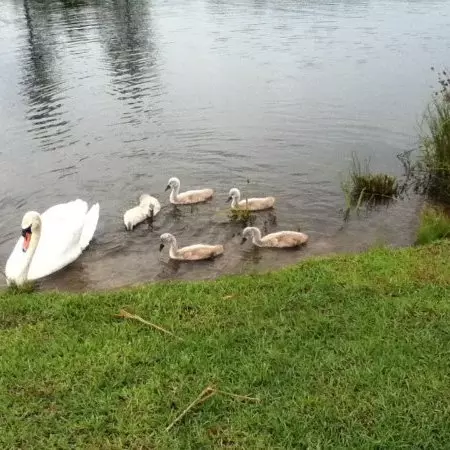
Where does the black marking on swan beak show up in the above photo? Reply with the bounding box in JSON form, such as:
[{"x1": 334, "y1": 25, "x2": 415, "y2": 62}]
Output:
[
  {"x1": 226, "y1": 196, "x2": 232, "y2": 203},
  {"x1": 240, "y1": 237, "x2": 247, "y2": 245},
  {"x1": 21, "y1": 226, "x2": 32, "y2": 237},
  {"x1": 159, "y1": 243, "x2": 165, "y2": 251},
  {"x1": 165, "y1": 185, "x2": 171, "y2": 191},
  {"x1": 21, "y1": 226, "x2": 32, "y2": 253}
]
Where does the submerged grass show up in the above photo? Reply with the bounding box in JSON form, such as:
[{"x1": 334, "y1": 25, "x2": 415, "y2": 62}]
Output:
[
  {"x1": 347, "y1": 153, "x2": 399, "y2": 204},
  {"x1": 416, "y1": 204, "x2": 450, "y2": 245},
  {"x1": 1, "y1": 243, "x2": 450, "y2": 448},
  {"x1": 228, "y1": 207, "x2": 255, "y2": 226},
  {"x1": 341, "y1": 153, "x2": 399, "y2": 219}
]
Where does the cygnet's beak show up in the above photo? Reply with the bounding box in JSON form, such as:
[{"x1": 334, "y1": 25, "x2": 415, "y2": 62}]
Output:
[
  {"x1": 240, "y1": 237, "x2": 247, "y2": 245},
  {"x1": 159, "y1": 243, "x2": 165, "y2": 251},
  {"x1": 226, "y1": 196, "x2": 232, "y2": 203},
  {"x1": 165, "y1": 185, "x2": 171, "y2": 192}
]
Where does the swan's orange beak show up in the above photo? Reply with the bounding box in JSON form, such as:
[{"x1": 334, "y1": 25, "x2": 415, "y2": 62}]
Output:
[{"x1": 21, "y1": 228, "x2": 32, "y2": 252}]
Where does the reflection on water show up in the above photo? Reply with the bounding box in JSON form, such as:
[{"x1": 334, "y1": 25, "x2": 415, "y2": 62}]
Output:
[
  {"x1": 98, "y1": 0, "x2": 160, "y2": 125},
  {"x1": 0, "y1": 0, "x2": 448, "y2": 291},
  {"x1": 21, "y1": 0, "x2": 72, "y2": 152}
]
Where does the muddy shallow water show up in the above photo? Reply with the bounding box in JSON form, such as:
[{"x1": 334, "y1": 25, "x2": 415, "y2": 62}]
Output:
[{"x1": 0, "y1": 0, "x2": 447, "y2": 291}]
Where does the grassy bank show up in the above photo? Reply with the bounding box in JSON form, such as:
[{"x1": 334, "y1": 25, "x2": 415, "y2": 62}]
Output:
[
  {"x1": 1, "y1": 243, "x2": 450, "y2": 448},
  {"x1": 416, "y1": 205, "x2": 450, "y2": 245}
]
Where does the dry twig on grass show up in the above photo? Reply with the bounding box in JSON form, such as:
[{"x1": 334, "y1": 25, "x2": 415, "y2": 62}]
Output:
[
  {"x1": 166, "y1": 385, "x2": 260, "y2": 432},
  {"x1": 166, "y1": 386, "x2": 217, "y2": 432},
  {"x1": 215, "y1": 389, "x2": 260, "y2": 402},
  {"x1": 115, "y1": 309, "x2": 182, "y2": 340}
]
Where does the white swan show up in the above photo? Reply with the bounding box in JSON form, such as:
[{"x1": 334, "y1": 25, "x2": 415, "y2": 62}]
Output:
[
  {"x1": 227, "y1": 188, "x2": 275, "y2": 211},
  {"x1": 159, "y1": 233, "x2": 224, "y2": 261},
  {"x1": 5, "y1": 199, "x2": 100, "y2": 285},
  {"x1": 165, "y1": 177, "x2": 214, "y2": 205},
  {"x1": 123, "y1": 194, "x2": 161, "y2": 231},
  {"x1": 241, "y1": 226, "x2": 308, "y2": 248}
]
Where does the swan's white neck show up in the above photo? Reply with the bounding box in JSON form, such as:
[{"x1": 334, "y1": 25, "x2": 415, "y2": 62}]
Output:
[
  {"x1": 170, "y1": 184, "x2": 180, "y2": 203},
  {"x1": 17, "y1": 220, "x2": 41, "y2": 284}
]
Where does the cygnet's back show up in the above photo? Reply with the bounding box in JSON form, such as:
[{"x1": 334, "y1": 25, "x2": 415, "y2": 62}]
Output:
[{"x1": 123, "y1": 194, "x2": 161, "y2": 231}]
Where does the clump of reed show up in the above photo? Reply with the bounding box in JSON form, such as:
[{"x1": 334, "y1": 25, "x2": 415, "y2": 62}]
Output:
[
  {"x1": 342, "y1": 152, "x2": 399, "y2": 219},
  {"x1": 417, "y1": 68, "x2": 450, "y2": 205}
]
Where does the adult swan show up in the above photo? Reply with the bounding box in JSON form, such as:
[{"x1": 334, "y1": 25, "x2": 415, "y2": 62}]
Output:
[{"x1": 5, "y1": 199, "x2": 100, "y2": 286}]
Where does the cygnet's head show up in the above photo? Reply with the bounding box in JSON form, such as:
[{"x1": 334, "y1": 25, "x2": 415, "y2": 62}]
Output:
[
  {"x1": 165, "y1": 177, "x2": 180, "y2": 191},
  {"x1": 21, "y1": 211, "x2": 41, "y2": 252},
  {"x1": 159, "y1": 232, "x2": 175, "y2": 251},
  {"x1": 241, "y1": 226, "x2": 258, "y2": 244},
  {"x1": 226, "y1": 187, "x2": 240, "y2": 203}
]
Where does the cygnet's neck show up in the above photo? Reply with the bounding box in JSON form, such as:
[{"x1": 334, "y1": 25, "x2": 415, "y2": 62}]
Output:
[
  {"x1": 170, "y1": 184, "x2": 180, "y2": 202},
  {"x1": 231, "y1": 190, "x2": 241, "y2": 208},
  {"x1": 250, "y1": 228, "x2": 263, "y2": 246},
  {"x1": 168, "y1": 236, "x2": 179, "y2": 258}
]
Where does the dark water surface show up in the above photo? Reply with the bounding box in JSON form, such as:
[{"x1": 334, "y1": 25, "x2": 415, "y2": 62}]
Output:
[{"x1": 0, "y1": 0, "x2": 449, "y2": 290}]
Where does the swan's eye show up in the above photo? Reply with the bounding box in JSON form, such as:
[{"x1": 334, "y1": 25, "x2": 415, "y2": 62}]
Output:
[{"x1": 21, "y1": 226, "x2": 32, "y2": 237}]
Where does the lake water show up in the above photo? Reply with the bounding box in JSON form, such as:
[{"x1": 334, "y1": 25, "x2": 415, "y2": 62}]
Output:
[{"x1": 0, "y1": 0, "x2": 449, "y2": 291}]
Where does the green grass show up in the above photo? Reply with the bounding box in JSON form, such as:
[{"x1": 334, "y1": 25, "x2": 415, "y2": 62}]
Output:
[
  {"x1": 1, "y1": 243, "x2": 450, "y2": 448},
  {"x1": 416, "y1": 205, "x2": 450, "y2": 245}
]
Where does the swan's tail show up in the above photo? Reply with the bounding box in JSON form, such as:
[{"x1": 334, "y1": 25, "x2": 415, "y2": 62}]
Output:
[{"x1": 80, "y1": 203, "x2": 100, "y2": 250}]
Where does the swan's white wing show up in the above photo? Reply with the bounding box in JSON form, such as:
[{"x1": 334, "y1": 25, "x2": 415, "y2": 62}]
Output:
[
  {"x1": 80, "y1": 203, "x2": 99, "y2": 249},
  {"x1": 27, "y1": 200, "x2": 96, "y2": 280},
  {"x1": 42, "y1": 199, "x2": 88, "y2": 224}
]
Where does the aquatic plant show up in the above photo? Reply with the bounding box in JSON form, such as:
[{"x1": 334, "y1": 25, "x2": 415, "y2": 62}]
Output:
[
  {"x1": 228, "y1": 178, "x2": 256, "y2": 226},
  {"x1": 228, "y1": 207, "x2": 256, "y2": 226},
  {"x1": 341, "y1": 152, "x2": 399, "y2": 219},
  {"x1": 416, "y1": 204, "x2": 450, "y2": 245},
  {"x1": 418, "y1": 68, "x2": 450, "y2": 204}
]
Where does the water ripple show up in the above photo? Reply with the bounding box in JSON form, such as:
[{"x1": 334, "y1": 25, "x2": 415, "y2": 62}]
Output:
[{"x1": 0, "y1": 0, "x2": 448, "y2": 290}]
